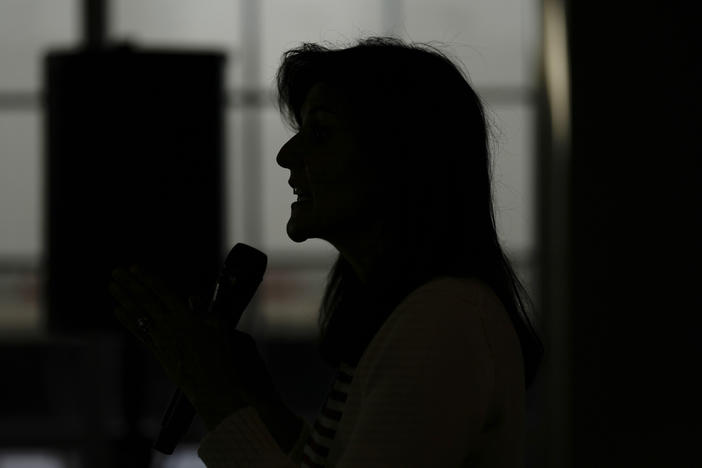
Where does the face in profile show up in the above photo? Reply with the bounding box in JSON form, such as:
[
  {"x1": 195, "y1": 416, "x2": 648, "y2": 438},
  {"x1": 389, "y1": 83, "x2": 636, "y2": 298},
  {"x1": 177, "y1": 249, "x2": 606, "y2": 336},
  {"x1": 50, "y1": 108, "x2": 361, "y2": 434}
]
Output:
[{"x1": 276, "y1": 82, "x2": 382, "y2": 247}]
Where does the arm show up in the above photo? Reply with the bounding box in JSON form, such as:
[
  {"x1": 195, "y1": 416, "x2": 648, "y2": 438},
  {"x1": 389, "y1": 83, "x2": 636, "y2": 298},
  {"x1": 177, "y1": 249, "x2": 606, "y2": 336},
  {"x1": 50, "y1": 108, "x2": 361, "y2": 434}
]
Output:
[
  {"x1": 196, "y1": 387, "x2": 304, "y2": 454},
  {"x1": 197, "y1": 402, "x2": 312, "y2": 468},
  {"x1": 256, "y1": 399, "x2": 307, "y2": 454}
]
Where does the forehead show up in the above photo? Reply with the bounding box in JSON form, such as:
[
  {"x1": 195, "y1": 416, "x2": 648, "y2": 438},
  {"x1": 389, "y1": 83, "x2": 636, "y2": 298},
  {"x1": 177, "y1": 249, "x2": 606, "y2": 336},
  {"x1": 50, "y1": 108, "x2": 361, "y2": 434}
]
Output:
[{"x1": 301, "y1": 82, "x2": 352, "y2": 119}]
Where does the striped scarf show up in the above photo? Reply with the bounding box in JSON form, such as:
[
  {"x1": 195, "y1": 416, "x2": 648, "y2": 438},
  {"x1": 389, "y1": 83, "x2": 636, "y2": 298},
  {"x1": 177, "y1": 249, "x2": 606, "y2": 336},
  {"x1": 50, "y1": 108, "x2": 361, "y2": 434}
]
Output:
[{"x1": 301, "y1": 362, "x2": 356, "y2": 467}]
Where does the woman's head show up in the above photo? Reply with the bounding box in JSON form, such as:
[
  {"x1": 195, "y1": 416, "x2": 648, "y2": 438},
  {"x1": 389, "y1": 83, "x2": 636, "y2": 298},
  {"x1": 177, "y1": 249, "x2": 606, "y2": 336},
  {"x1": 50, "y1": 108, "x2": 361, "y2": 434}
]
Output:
[
  {"x1": 276, "y1": 37, "x2": 493, "y2": 283},
  {"x1": 275, "y1": 81, "x2": 385, "y2": 259},
  {"x1": 274, "y1": 36, "x2": 543, "y2": 388}
]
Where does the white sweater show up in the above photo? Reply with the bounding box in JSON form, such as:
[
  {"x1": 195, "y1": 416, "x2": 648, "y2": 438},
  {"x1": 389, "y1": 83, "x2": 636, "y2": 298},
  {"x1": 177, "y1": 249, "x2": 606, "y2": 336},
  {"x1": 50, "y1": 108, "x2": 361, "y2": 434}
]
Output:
[{"x1": 198, "y1": 276, "x2": 526, "y2": 467}]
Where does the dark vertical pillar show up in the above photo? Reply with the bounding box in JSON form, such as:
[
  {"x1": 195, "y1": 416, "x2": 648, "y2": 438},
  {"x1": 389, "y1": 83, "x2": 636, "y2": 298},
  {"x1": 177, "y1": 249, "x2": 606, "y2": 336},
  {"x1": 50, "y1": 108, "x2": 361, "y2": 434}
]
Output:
[
  {"x1": 43, "y1": 48, "x2": 226, "y2": 466},
  {"x1": 44, "y1": 48, "x2": 225, "y2": 333},
  {"x1": 534, "y1": 1, "x2": 574, "y2": 466},
  {"x1": 570, "y1": 3, "x2": 701, "y2": 466},
  {"x1": 82, "y1": 0, "x2": 107, "y2": 49}
]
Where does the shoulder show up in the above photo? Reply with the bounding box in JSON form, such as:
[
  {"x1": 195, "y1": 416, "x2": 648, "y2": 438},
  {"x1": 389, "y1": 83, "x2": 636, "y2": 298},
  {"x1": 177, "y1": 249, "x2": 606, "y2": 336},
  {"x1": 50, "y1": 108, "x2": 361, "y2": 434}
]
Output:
[
  {"x1": 403, "y1": 276, "x2": 524, "y2": 371},
  {"x1": 403, "y1": 275, "x2": 497, "y2": 304},
  {"x1": 392, "y1": 275, "x2": 504, "y2": 328},
  {"x1": 399, "y1": 276, "x2": 526, "y2": 397},
  {"x1": 359, "y1": 275, "x2": 501, "y2": 378},
  {"x1": 355, "y1": 276, "x2": 500, "y2": 424},
  {"x1": 358, "y1": 275, "x2": 520, "y2": 385}
]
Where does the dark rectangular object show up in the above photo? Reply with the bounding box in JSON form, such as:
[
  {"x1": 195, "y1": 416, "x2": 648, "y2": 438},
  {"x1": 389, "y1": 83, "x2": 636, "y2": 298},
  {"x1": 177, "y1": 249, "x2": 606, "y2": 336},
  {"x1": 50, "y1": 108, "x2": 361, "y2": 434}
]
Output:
[{"x1": 43, "y1": 45, "x2": 227, "y2": 333}]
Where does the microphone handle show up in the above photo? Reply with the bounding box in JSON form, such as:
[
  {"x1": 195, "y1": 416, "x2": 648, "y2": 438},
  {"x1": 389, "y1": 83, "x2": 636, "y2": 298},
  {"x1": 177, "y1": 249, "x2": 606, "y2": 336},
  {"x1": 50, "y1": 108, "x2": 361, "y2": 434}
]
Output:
[
  {"x1": 152, "y1": 274, "x2": 250, "y2": 454},
  {"x1": 153, "y1": 388, "x2": 196, "y2": 454},
  {"x1": 149, "y1": 243, "x2": 267, "y2": 455},
  {"x1": 152, "y1": 274, "x2": 227, "y2": 455}
]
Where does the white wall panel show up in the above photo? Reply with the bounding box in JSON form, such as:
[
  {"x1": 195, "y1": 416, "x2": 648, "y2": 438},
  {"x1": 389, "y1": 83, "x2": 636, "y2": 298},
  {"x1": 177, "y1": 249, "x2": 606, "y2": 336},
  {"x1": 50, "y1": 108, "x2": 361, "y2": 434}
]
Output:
[
  {"x1": 112, "y1": 0, "x2": 244, "y2": 88},
  {"x1": 0, "y1": 111, "x2": 41, "y2": 258},
  {"x1": 261, "y1": 0, "x2": 384, "y2": 89},
  {"x1": 489, "y1": 103, "x2": 535, "y2": 254},
  {"x1": 403, "y1": 0, "x2": 540, "y2": 89},
  {"x1": 0, "y1": 0, "x2": 78, "y2": 90}
]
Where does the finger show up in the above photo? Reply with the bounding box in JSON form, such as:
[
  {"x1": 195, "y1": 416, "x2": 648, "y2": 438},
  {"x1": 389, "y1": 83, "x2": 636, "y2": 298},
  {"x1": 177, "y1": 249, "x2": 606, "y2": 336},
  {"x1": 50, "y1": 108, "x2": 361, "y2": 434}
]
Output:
[
  {"x1": 108, "y1": 279, "x2": 140, "y2": 315},
  {"x1": 129, "y1": 265, "x2": 188, "y2": 317},
  {"x1": 109, "y1": 281, "x2": 159, "y2": 343},
  {"x1": 111, "y1": 301, "x2": 154, "y2": 348},
  {"x1": 110, "y1": 281, "x2": 186, "y2": 385},
  {"x1": 111, "y1": 267, "x2": 168, "y2": 322},
  {"x1": 188, "y1": 295, "x2": 206, "y2": 313},
  {"x1": 110, "y1": 290, "x2": 173, "y2": 362}
]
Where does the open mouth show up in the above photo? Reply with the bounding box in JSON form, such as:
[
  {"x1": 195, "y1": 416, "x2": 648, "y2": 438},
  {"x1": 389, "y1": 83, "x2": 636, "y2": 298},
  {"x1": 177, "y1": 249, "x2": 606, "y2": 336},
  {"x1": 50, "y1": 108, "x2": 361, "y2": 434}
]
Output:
[{"x1": 293, "y1": 186, "x2": 313, "y2": 203}]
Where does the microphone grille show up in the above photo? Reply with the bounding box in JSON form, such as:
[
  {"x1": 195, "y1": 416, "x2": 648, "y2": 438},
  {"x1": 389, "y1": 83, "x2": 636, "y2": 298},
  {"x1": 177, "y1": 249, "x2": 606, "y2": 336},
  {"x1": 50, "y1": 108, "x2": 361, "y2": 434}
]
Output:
[{"x1": 223, "y1": 243, "x2": 267, "y2": 280}]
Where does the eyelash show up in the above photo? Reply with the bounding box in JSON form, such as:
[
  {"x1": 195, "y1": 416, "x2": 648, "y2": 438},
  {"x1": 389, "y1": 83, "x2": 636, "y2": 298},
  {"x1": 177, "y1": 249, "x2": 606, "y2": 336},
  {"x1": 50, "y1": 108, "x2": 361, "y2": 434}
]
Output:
[
  {"x1": 302, "y1": 123, "x2": 327, "y2": 140},
  {"x1": 295, "y1": 117, "x2": 330, "y2": 141},
  {"x1": 313, "y1": 125, "x2": 328, "y2": 139}
]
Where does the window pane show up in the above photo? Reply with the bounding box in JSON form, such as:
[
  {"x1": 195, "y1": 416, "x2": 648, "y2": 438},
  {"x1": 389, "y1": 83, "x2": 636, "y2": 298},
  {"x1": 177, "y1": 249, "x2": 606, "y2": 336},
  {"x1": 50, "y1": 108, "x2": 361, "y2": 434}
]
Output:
[
  {"x1": 262, "y1": 0, "x2": 384, "y2": 89},
  {"x1": 0, "y1": 451, "x2": 68, "y2": 468},
  {"x1": 0, "y1": 269, "x2": 40, "y2": 331},
  {"x1": 488, "y1": 102, "x2": 535, "y2": 255},
  {"x1": 0, "y1": 110, "x2": 42, "y2": 331},
  {"x1": 112, "y1": 0, "x2": 244, "y2": 89},
  {"x1": 403, "y1": 0, "x2": 540, "y2": 89},
  {"x1": 159, "y1": 445, "x2": 206, "y2": 468},
  {"x1": 0, "y1": 111, "x2": 42, "y2": 259},
  {"x1": 0, "y1": 0, "x2": 78, "y2": 90},
  {"x1": 225, "y1": 107, "x2": 246, "y2": 254},
  {"x1": 258, "y1": 266, "x2": 328, "y2": 338}
]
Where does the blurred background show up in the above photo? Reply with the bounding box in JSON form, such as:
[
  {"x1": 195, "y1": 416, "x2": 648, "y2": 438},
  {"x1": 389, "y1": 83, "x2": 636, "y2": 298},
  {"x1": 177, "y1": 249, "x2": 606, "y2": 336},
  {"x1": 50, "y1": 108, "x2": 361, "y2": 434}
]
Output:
[{"x1": 0, "y1": 0, "x2": 699, "y2": 467}]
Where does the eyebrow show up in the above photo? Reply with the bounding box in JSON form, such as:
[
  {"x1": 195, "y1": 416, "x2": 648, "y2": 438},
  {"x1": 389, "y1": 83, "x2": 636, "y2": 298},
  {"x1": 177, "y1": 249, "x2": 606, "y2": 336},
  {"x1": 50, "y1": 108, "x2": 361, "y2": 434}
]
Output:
[{"x1": 301, "y1": 105, "x2": 336, "y2": 122}]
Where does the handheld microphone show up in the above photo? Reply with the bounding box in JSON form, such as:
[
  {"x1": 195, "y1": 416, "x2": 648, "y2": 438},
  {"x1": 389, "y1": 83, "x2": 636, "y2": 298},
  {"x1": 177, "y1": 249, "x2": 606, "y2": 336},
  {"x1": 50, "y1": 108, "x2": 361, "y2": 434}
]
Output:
[{"x1": 152, "y1": 243, "x2": 268, "y2": 455}]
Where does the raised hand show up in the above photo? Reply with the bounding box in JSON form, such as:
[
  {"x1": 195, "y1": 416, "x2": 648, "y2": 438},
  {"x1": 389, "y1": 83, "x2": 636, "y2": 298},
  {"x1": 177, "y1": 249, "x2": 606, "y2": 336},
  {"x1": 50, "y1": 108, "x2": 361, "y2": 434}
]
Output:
[{"x1": 108, "y1": 264, "x2": 256, "y2": 430}]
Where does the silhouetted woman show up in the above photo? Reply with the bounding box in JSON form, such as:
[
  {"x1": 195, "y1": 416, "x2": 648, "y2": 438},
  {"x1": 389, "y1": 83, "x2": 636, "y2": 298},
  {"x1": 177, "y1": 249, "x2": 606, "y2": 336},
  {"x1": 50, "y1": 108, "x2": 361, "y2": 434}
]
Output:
[{"x1": 110, "y1": 36, "x2": 543, "y2": 467}]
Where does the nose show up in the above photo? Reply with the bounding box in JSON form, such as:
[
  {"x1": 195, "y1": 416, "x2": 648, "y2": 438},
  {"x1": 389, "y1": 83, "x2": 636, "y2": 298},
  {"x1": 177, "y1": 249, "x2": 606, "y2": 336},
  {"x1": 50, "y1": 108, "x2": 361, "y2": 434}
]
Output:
[{"x1": 276, "y1": 133, "x2": 303, "y2": 169}]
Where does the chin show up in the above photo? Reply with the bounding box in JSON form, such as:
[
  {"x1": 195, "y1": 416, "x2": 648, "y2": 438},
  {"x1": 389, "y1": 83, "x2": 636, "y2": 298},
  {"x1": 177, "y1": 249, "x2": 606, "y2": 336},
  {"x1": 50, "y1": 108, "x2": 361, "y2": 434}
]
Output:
[
  {"x1": 286, "y1": 224, "x2": 310, "y2": 243},
  {"x1": 288, "y1": 234, "x2": 308, "y2": 243}
]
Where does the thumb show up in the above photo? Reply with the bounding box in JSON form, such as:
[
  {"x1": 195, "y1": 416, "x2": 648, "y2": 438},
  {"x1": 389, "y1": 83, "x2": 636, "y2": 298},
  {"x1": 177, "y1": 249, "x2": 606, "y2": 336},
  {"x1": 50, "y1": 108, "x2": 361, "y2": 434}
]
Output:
[
  {"x1": 229, "y1": 329, "x2": 284, "y2": 407},
  {"x1": 188, "y1": 295, "x2": 206, "y2": 313},
  {"x1": 188, "y1": 295, "x2": 220, "y2": 330}
]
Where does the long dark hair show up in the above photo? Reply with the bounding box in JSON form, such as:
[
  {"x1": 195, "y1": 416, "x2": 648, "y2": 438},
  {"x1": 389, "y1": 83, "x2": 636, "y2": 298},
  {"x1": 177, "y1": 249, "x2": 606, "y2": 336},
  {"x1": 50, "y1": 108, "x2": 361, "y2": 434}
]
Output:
[{"x1": 274, "y1": 36, "x2": 544, "y2": 389}]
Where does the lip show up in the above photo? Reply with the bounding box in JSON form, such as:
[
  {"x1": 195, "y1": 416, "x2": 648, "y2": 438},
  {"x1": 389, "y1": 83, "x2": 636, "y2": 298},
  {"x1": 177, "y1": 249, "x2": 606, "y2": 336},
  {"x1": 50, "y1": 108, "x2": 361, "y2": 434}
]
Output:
[
  {"x1": 288, "y1": 178, "x2": 313, "y2": 197},
  {"x1": 288, "y1": 178, "x2": 303, "y2": 189},
  {"x1": 292, "y1": 198, "x2": 312, "y2": 207}
]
